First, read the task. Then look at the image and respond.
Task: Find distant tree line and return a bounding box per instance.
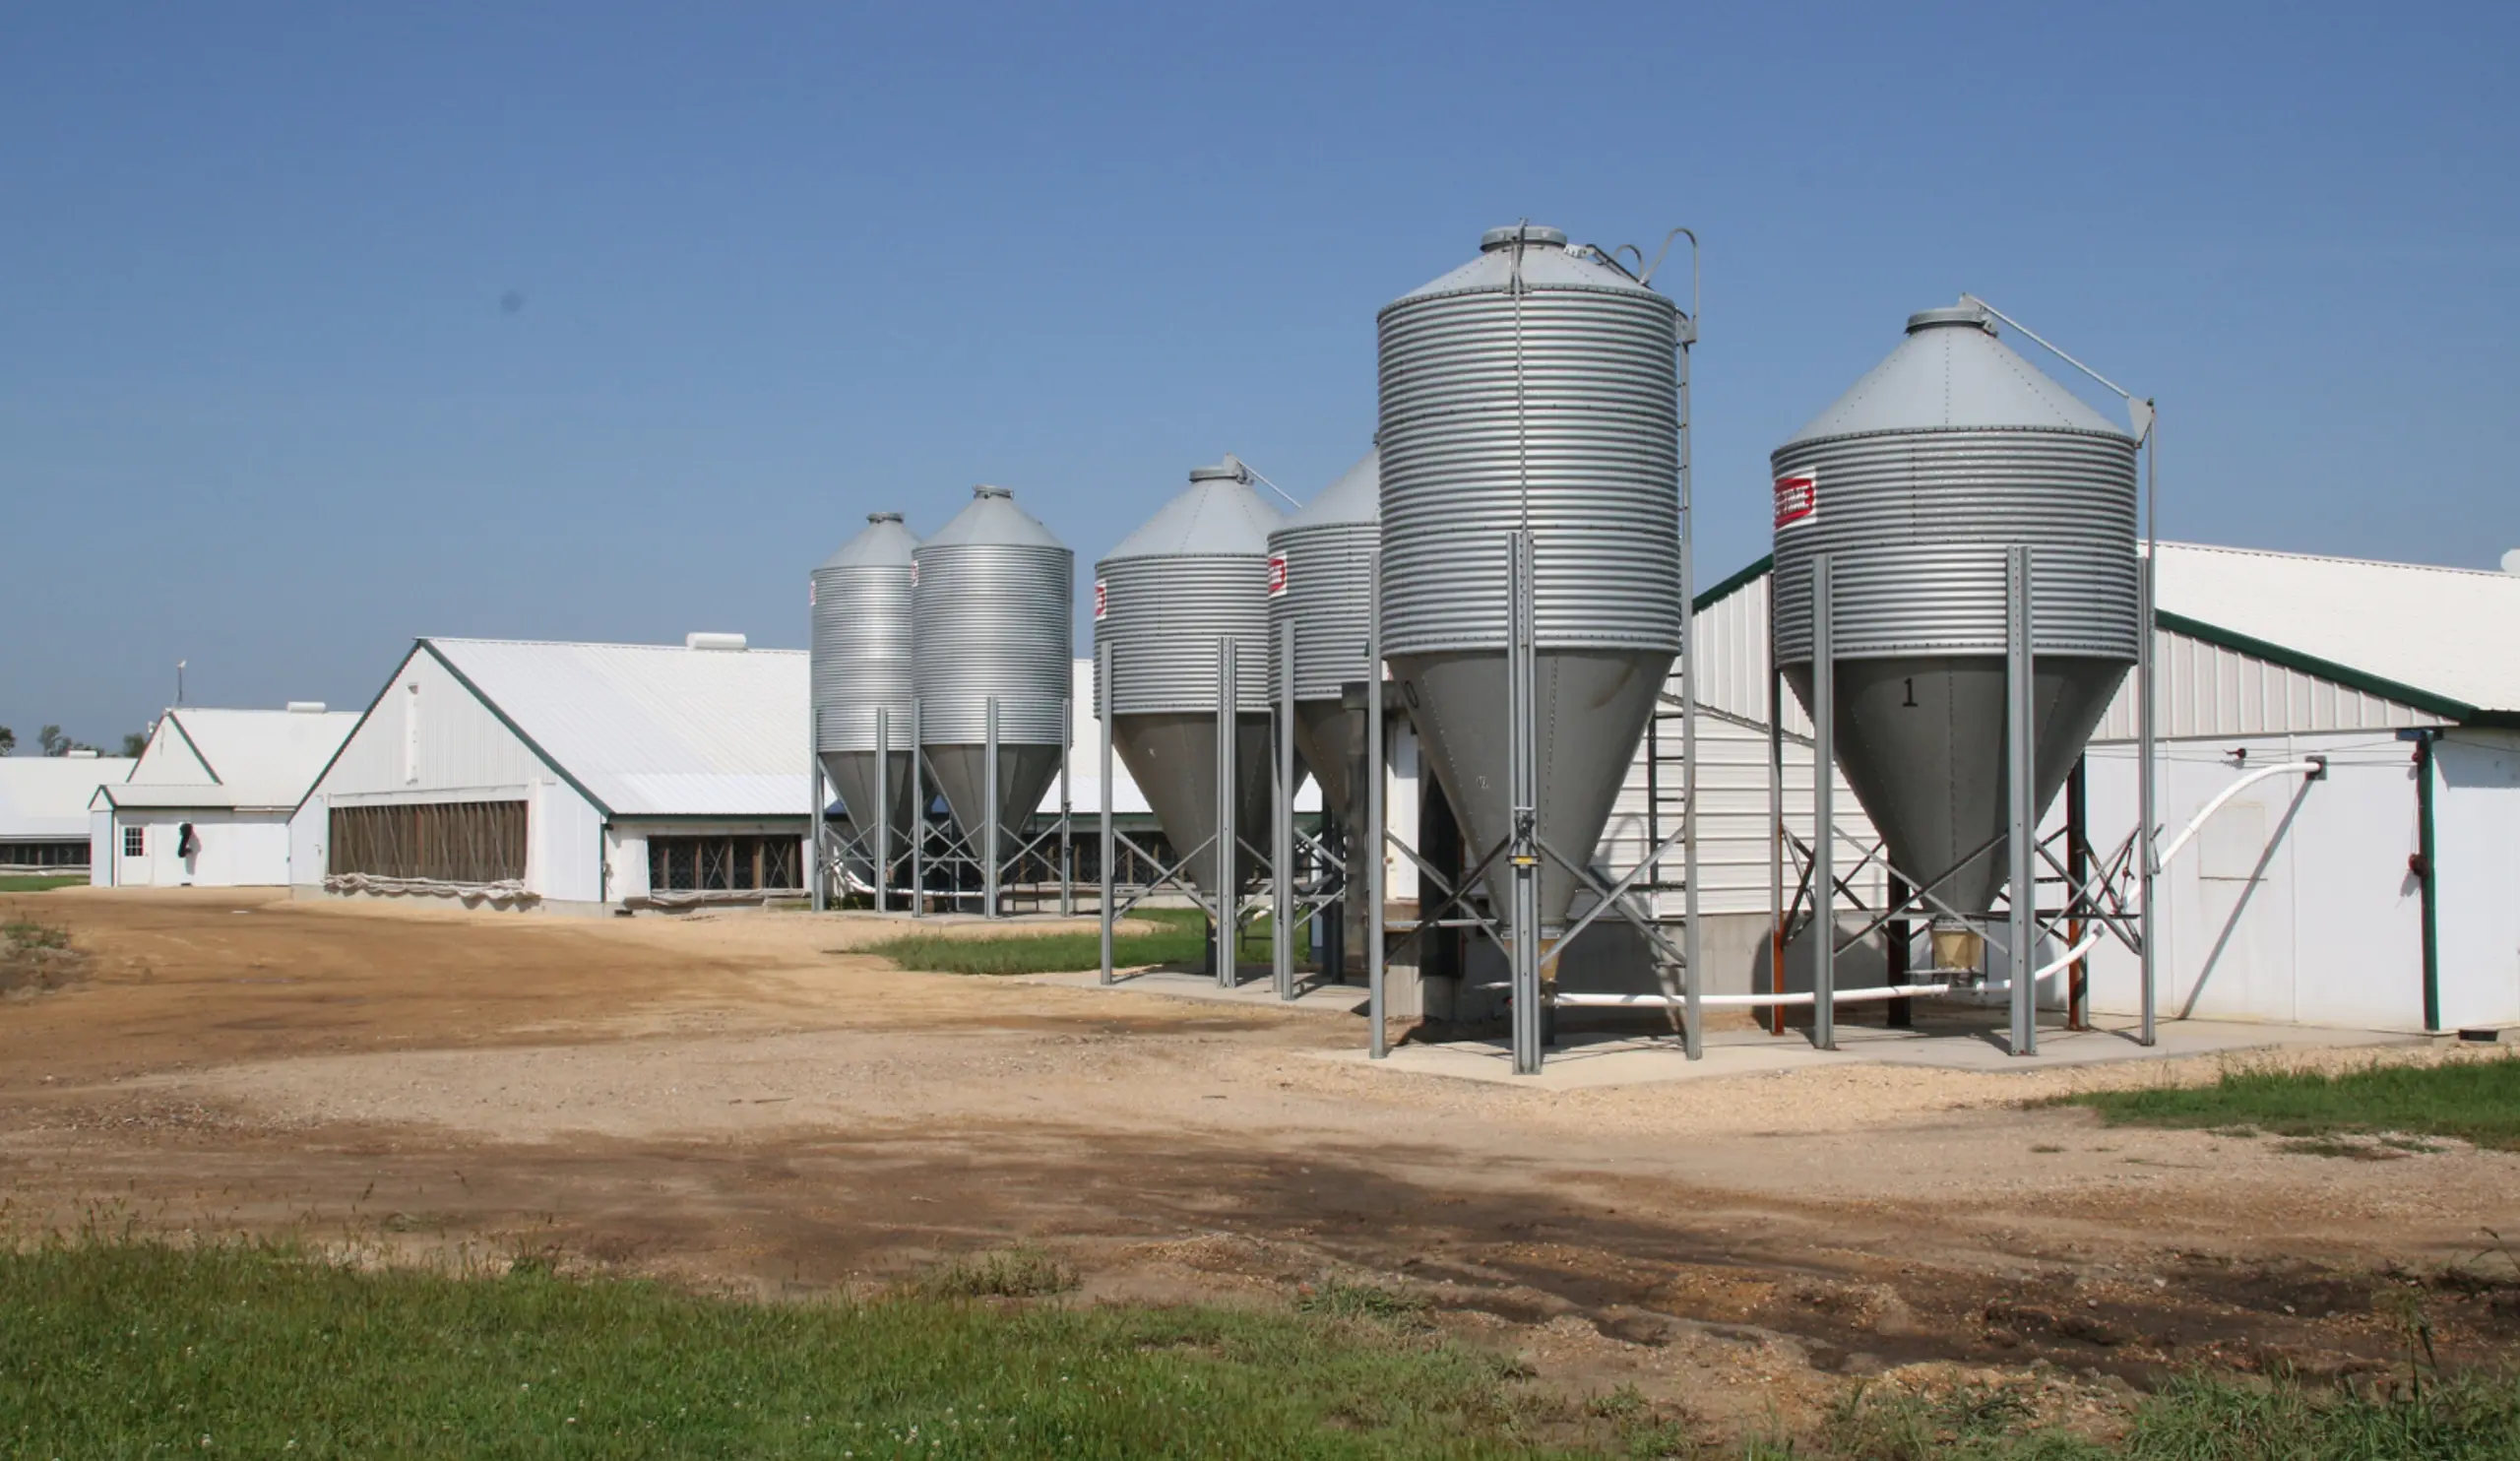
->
[0,726,151,758]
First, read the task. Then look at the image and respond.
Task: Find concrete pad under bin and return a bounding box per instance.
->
[1301,1012,2420,1091]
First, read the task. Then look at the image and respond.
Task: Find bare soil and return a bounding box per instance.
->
[5,887,2517,1437]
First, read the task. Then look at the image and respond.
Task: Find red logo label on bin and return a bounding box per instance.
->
[1267,553,1288,598]
[1774,473,1818,529]
[1093,579,1107,619]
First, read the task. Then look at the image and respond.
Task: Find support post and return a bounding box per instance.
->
[1678,479,1701,1063]
[2137,550,2158,1046]
[983,695,1001,919]
[809,750,826,913]
[909,699,924,919]
[874,708,890,914]
[1274,618,1295,1000]
[1810,552,1836,1051]
[1767,574,1787,1039]
[1508,530,1543,1076]
[2006,543,2039,1057]
[1099,642,1115,985]
[1676,277,1702,1060]
[1886,871,1912,1029]
[2066,754,2090,1031]
[1216,637,1237,989]
[1367,551,1388,1058]
[1058,696,1073,918]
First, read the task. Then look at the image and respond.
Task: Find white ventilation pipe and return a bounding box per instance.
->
[685,632,748,652]
[1556,984,1952,1010]
[2155,759,2323,870]
[1551,928,2108,1011]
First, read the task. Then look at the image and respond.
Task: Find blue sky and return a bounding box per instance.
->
[5,2,2514,745]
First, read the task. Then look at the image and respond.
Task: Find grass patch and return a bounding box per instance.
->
[0,1238,1596,1458]
[1752,1369,2520,1458]
[2050,1058,2520,1152]
[1296,1278,1429,1327]
[3,917,70,953]
[0,873,86,893]
[911,1246,1079,1300]
[866,906,1284,977]
[0,915,81,995]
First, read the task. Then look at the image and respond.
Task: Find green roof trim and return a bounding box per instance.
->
[2152,609,2482,724]
[1693,553,1773,613]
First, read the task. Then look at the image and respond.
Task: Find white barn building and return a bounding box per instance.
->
[295,636,815,911]
[91,707,356,887]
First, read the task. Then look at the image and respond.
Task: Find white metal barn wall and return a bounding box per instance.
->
[2433,730,2520,1028]
[2078,732,2425,1028]
[101,809,293,888]
[2072,625,2494,1031]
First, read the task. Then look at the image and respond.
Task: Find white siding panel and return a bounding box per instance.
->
[2434,730,2520,1028]
[2079,732,2426,1029]
[531,780,606,904]
[2092,628,2443,742]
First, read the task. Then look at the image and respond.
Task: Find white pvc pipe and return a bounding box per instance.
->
[1553,929,2107,1013]
[2155,760,2322,870]
[1555,984,1952,1010]
[2029,928,2106,984]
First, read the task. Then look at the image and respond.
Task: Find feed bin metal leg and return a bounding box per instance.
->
[1367,552,1388,1059]
[1810,552,1836,1052]
[1508,531,1543,1076]
[2006,544,2039,1057]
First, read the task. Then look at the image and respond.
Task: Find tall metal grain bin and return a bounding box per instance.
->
[1377,224,1683,933]
[1094,457,1285,897]
[812,511,919,850]
[912,485,1075,863]
[1770,301,2139,929]
[1266,444,1378,821]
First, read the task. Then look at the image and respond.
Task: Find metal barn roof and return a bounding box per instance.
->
[424,638,811,819]
[2149,542,2520,722]
[104,709,358,811]
[0,757,135,838]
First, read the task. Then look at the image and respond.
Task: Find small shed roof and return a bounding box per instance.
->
[104,709,357,811]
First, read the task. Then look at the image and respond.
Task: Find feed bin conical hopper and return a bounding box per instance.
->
[812,512,920,867]
[1095,457,1285,898]
[1770,302,2139,946]
[1376,225,1684,935]
[913,486,1075,867]
[1268,445,1379,966]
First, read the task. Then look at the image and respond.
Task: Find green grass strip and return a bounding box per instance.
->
[864,907,1285,977]
[0,874,86,893]
[0,1239,1583,1459]
[2050,1057,2520,1151]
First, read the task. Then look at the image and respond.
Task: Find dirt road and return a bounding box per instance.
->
[5,887,2515,1431]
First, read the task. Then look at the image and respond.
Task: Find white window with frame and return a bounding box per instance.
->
[122,826,146,858]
